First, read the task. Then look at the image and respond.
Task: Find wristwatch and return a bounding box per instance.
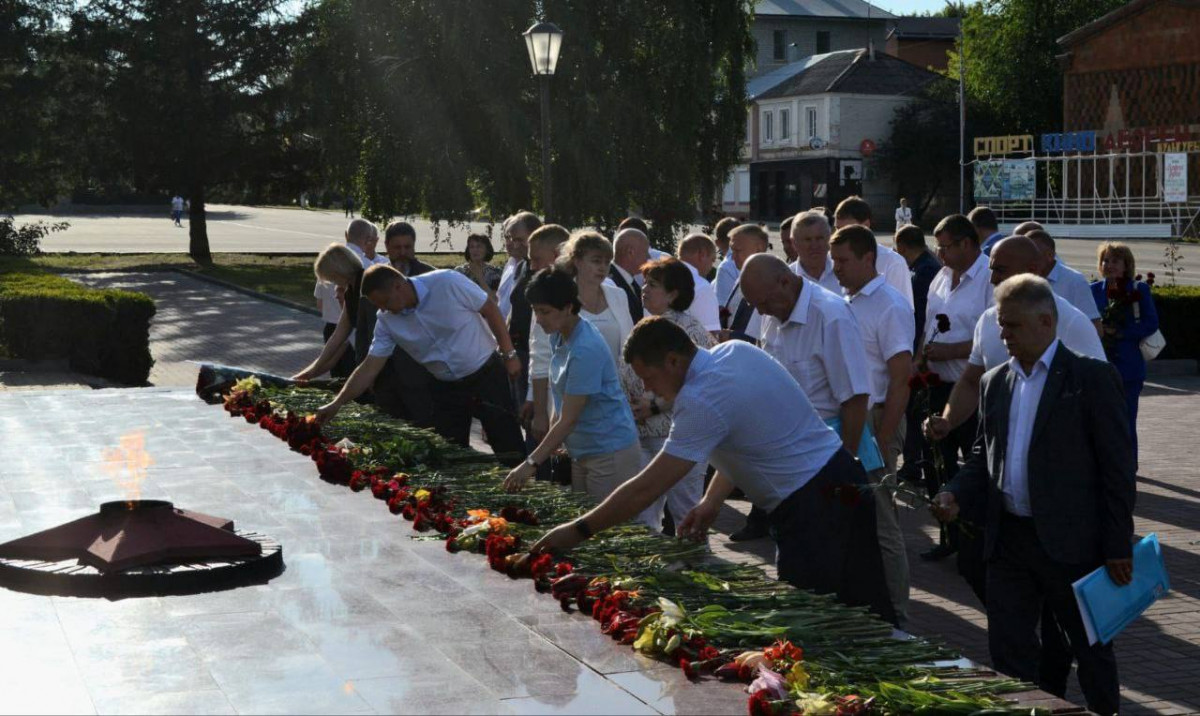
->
[500,348,519,361]
[572,518,594,539]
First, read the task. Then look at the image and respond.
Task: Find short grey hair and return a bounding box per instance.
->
[995,274,1057,320]
[793,210,831,239]
[346,218,378,245]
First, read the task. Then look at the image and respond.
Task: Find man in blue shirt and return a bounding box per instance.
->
[531,317,896,624]
[971,206,1004,255]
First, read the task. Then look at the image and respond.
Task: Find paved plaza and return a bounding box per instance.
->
[1,272,1198,714]
[16,204,1200,286]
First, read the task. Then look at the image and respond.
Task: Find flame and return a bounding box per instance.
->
[102,431,154,508]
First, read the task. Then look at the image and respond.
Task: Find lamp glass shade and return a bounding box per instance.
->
[523,22,563,76]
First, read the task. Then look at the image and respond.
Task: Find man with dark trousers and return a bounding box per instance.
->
[894,224,942,487]
[609,228,648,324]
[933,274,1135,716]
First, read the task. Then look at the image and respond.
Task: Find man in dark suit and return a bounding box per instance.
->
[609,228,647,324]
[384,222,435,277]
[933,274,1135,716]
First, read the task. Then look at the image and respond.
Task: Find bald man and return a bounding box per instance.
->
[1012,221,1044,236]
[609,228,649,324]
[1024,229,1103,329]
[344,218,389,268]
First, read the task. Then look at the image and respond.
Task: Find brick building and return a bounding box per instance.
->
[884,17,958,73]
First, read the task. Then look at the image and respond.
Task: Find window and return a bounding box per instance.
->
[806,106,817,139]
[763,111,773,142]
[816,31,831,54]
[780,109,790,140]
[773,30,787,61]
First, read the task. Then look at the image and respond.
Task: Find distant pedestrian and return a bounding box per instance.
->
[895,198,913,228]
[343,195,355,218]
[171,195,184,227]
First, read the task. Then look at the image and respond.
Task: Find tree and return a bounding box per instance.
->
[293,0,753,247]
[956,0,1124,137]
[73,0,299,264]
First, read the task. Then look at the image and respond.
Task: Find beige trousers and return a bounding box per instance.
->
[571,442,659,529]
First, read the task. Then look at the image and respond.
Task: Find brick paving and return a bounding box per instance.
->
[38,272,1200,713]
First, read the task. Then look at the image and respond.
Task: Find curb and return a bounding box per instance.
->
[170,268,322,318]
[1147,358,1198,377]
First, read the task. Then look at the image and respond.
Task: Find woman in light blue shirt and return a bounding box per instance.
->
[503,269,657,527]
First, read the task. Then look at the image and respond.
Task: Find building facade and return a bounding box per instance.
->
[884,17,958,73]
[750,0,892,76]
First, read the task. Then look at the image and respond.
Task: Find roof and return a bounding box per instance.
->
[755,0,896,20]
[886,16,960,40]
[1058,0,1160,48]
[749,49,942,100]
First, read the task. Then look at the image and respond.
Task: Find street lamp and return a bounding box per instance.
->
[523,21,564,220]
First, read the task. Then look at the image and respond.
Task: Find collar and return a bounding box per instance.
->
[1009,339,1059,380]
[1047,259,1065,282]
[613,263,635,286]
[685,346,714,384]
[400,275,430,316]
[962,251,989,281]
[798,255,832,283]
[987,231,1004,242]
[347,242,367,260]
[784,277,815,326]
[849,273,886,300]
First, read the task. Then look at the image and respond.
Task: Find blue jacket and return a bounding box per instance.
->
[1090,278,1159,383]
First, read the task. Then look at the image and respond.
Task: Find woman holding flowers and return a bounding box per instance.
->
[1090,242,1158,464]
[503,269,659,528]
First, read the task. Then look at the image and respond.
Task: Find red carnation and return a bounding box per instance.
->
[412,511,431,532]
[714,662,742,681]
[748,691,775,716]
[554,562,574,577]
[387,496,404,515]
[678,657,697,680]
[935,313,951,333]
[907,373,927,391]
[445,537,460,553]
[698,646,720,661]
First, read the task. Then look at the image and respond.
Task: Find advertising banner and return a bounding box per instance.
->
[1164,153,1188,203]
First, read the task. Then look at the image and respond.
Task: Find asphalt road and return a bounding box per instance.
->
[17,203,1200,285]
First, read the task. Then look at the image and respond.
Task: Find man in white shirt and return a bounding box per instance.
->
[918,213,993,564]
[344,219,389,269]
[314,265,526,465]
[832,225,914,624]
[497,211,541,319]
[530,318,897,625]
[676,233,722,332]
[832,196,915,308]
[712,217,742,306]
[894,198,912,228]
[720,224,767,344]
[1025,229,1103,331]
[789,210,842,295]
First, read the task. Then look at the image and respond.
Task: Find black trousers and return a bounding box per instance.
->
[768,449,897,626]
[987,513,1120,716]
[430,356,527,466]
[322,323,357,379]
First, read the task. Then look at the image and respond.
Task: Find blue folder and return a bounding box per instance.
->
[1072,533,1170,645]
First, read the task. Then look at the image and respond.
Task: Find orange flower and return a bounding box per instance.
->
[487,517,510,533]
[467,509,491,522]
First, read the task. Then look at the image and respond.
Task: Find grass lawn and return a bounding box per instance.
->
[33,252,477,307]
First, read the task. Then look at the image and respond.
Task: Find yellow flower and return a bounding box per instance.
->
[792,693,835,715]
[786,661,810,690]
[414,489,431,503]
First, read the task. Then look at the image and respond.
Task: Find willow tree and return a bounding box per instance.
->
[292,0,753,246]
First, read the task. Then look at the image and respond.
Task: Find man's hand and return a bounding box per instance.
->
[923,342,951,363]
[924,415,951,441]
[1106,557,1134,586]
[291,368,317,383]
[631,396,653,423]
[931,491,960,523]
[314,402,340,425]
[503,461,536,493]
[531,522,586,554]
[519,401,534,429]
[677,500,721,542]
[504,356,522,378]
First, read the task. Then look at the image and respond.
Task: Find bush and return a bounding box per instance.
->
[0,259,156,384]
[0,216,69,256]
[1153,285,1200,362]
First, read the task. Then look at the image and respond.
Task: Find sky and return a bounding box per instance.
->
[870,0,956,16]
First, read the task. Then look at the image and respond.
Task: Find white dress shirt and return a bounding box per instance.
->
[759,277,872,418]
[347,242,390,269]
[662,342,843,512]
[526,312,551,402]
[845,275,915,406]
[1047,259,1102,321]
[314,281,342,324]
[683,262,721,331]
[877,245,915,309]
[924,252,993,382]
[1002,340,1059,517]
[714,255,740,307]
[970,294,1106,370]
[895,206,912,226]
[497,256,524,319]
[790,255,842,295]
[368,270,496,381]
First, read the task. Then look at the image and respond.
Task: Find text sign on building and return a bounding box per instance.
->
[973,135,1034,157]
[1164,154,1188,203]
[1041,131,1096,154]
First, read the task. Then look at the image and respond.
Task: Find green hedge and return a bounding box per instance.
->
[1153,285,1200,362]
[0,259,155,384]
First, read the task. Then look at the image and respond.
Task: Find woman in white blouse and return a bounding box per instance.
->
[619,257,717,534]
[559,231,634,367]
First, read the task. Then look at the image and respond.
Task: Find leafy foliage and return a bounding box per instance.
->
[0,216,68,256]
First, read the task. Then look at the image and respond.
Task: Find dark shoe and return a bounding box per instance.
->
[729,521,770,542]
[920,543,957,561]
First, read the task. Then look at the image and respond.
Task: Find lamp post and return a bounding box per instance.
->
[523,21,564,220]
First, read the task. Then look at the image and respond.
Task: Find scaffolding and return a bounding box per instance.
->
[969,147,1200,239]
